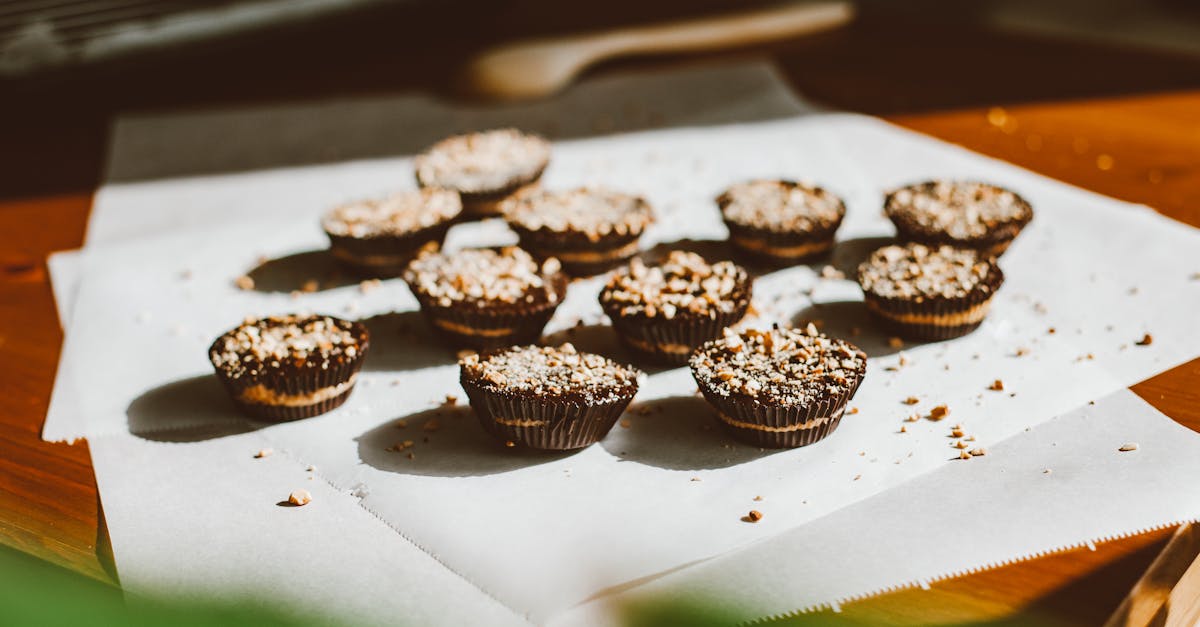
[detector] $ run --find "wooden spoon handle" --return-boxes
[586,1,856,59]
[1104,522,1200,627]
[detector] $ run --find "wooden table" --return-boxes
[2,9,1198,624]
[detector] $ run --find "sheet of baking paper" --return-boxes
[42,58,811,443]
[85,428,531,627]
[551,389,1200,627]
[45,107,1200,621]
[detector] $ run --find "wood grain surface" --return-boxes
[1,8,1197,623]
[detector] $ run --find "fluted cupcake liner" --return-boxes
[605,300,751,367]
[411,277,567,351]
[512,227,643,277]
[460,377,636,450]
[455,178,546,219]
[863,288,998,342]
[210,324,370,422]
[693,370,865,448]
[724,220,841,268]
[326,222,453,276]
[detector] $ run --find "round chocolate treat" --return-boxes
[717,179,846,266]
[322,188,462,275]
[884,180,1033,257]
[599,251,752,366]
[690,325,866,448]
[414,128,551,218]
[501,187,653,276]
[460,343,640,450]
[209,315,369,421]
[857,243,1004,341]
[402,246,567,350]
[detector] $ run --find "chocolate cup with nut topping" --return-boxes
[598,252,752,367]
[414,129,551,219]
[717,180,846,267]
[459,344,640,450]
[322,188,462,276]
[690,326,867,448]
[208,315,370,421]
[402,247,568,351]
[884,180,1033,257]
[501,187,654,277]
[858,243,1005,341]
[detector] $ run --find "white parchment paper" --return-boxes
[45,60,1200,624]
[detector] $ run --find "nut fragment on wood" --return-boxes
[287,489,312,506]
[743,510,764,523]
[1118,443,1139,452]
[888,337,904,349]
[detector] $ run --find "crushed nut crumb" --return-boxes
[743,510,763,523]
[287,490,312,506]
[989,379,1004,391]
[1118,443,1139,452]
[234,275,255,290]
[1136,334,1153,346]
[928,405,950,421]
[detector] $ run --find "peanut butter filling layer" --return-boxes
[432,318,515,337]
[549,240,641,263]
[730,235,834,258]
[238,374,358,407]
[623,335,695,355]
[492,417,549,428]
[866,298,994,326]
[715,406,843,433]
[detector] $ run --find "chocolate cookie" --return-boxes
[322,188,461,275]
[501,187,653,276]
[691,325,866,448]
[209,315,369,421]
[414,129,551,219]
[403,246,567,350]
[884,180,1033,256]
[599,251,752,366]
[460,343,640,450]
[718,179,846,266]
[857,243,1004,341]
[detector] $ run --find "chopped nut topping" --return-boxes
[359,279,382,294]
[287,489,312,506]
[415,129,550,195]
[953,440,969,449]
[600,251,748,320]
[1118,443,1139,452]
[885,180,1032,240]
[1015,347,1030,357]
[958,450,973,460]
[753,495,763,502]
[989,379,1005,391]
[1136,333,1153,346]
[210,315,363,380]
[928,405,950,421]
[404,247,561,308]
[235,275,255,291]
[690,326,866,405]
[323,188,461,238]
[859,243,1000,300]
[254,448,273,459]
[969,448,987,456]
[461,344,639,403]
[903,396,920,405]
[502,187,652,239]
[744,510,764,523]
[951,428,964,438]
[717,179,845,232]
